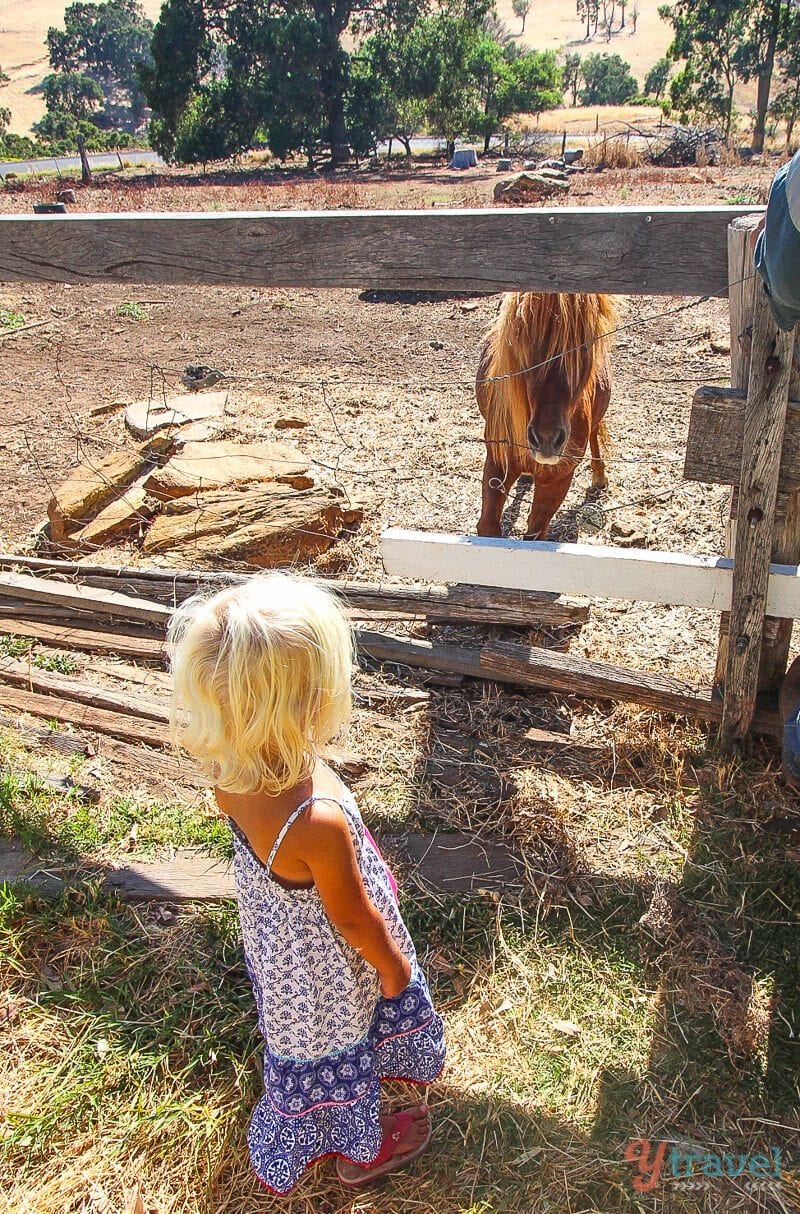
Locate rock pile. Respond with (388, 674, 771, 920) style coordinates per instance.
(46, 392, 365, 565)
(493, 170, 570, 203)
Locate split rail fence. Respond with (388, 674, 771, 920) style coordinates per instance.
(1, 204, 798, 752)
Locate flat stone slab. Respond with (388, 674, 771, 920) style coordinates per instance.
(0, 832, 528, 900)
(48, 445, 156, 543)
(142, 482, 364, 565)
(70, 476, 155, 550)
(125, 391, 230, 440)
(144, 440, 312, 499)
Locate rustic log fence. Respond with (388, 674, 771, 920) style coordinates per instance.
(0, 203, 797, 755)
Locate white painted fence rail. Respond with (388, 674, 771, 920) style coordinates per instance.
(381, 529, 800, 619)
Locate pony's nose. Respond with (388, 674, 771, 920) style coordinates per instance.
(529, 423, 567, 458)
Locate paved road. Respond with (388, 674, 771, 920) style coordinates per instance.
(0, 133, 598, 178)
(0, 149, 163, 177)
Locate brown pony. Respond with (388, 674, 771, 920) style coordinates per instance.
(476, 291, 616, 540)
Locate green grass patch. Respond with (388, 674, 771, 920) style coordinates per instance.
(0, 770, 230, 860)
(115, 300, 148, 321)
(0, 308, 25, 330)
(0, 634, 78, 673)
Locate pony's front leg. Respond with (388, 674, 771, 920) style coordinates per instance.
(589, 428, 608, 489)
(524, 468, 575, 540)
(477, 447, 518, 537)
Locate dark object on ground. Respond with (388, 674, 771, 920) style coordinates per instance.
(649, 124, 720, 167)
(182, 364, 227, 390)
(33, 203, 66, 214)
(56, 190, 76, 204)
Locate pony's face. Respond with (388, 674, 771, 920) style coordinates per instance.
(525, 360, 584, 464)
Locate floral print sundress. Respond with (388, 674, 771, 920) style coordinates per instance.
(229, 787, 446, 1194)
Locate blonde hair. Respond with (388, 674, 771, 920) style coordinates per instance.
(168, 573, 354, 795)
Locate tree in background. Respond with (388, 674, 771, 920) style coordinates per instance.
(643, 56, 671, 99)
(41, 71, 104, 118)
(576, 0, 599, 39)
(416, 14, 483, 159)
(46, 0, 154, 129)
(144, 0, 438, 166)
(659, 0, 748, 140)
(357, 9, 560, 159)
(737, 1, 800, 153)
(470, 36, 561, 151)
(0, 63, 9, 138)
(770, 21, 800, 149)
(659, 0, 800, 148)
(353, 23, 441, 157)
(563, 52, 581, 105)
(579, 52, 638, 104)
(512, 0, 531, 35)
(598, 0, 617, 41)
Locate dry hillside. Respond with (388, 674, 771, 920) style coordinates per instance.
(0, 0, 162, 135)
(0, 0, 674, 137)
(497, 0, 671, 85)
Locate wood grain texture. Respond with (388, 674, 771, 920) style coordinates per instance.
(0, 683, 167, 745)
(480, 639, 722, 720)
(721, 286, 796, 748)
(0, 206, 760, 296)
(684, 386, 800, 492)
(758, 487, 800, 693)
(0, 657, 168, 722)
(356, 627, 775, 728)
(0, 571, 170, 626)
(0, 555, 588, 626)
(714, 217, 760, 688)
(0, 617, 165, 660)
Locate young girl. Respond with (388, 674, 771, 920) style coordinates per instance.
(168, 574, 446, 1194)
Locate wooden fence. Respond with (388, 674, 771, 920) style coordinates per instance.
(0, 202, 796, 749)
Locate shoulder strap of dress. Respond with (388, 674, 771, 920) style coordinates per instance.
(265, 796, 315, 874)
(265, 793, 362, 874)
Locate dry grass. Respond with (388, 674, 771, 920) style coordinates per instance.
(1, 660, 799, 1213)
(529, 105, 667, 136)
(581, 134, 645, 169)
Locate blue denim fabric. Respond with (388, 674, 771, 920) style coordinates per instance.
(754, 156, 800, 332)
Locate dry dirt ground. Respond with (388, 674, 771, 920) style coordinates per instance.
(0, 159, 779, 693)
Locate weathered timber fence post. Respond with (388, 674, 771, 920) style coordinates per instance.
(721, 284, 796, 749)
(716, 215, 800, 702)
(714, 214, 758, 690)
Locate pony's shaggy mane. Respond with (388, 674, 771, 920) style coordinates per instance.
(478, 292, 617, 476)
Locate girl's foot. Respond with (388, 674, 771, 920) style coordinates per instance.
(336, 1105, 431, 1188)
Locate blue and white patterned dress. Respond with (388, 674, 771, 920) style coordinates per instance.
(229, 788, 446, 1194)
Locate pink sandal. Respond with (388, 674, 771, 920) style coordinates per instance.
(336, 1106, 432, 1188)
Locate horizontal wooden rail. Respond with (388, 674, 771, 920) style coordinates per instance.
(0, 206, 761, 295)
(381, 528, 800, 618)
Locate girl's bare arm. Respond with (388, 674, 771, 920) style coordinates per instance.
(298, 803, 411, 997)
